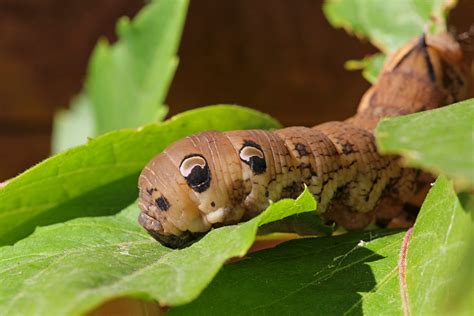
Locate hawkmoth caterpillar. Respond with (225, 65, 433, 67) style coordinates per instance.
(138, 33, 473, 248)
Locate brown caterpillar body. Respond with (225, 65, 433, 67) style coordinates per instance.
(138, 33, 473, 248)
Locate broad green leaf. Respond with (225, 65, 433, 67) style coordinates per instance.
(323, 0, 453, 53)
(51, 94, 95, 154)
(169, 229, 405, 315)
(376, 100, 474, 189)
(404, 176, 473, 315)
(0, 189, 316, 316)
(171, 176, 473, 315)
(0, 105, 280, 246)
(345, 53, 385, 84)
(87, 0, 187, 134)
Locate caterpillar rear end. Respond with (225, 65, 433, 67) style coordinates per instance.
(138, 32, 473, 248)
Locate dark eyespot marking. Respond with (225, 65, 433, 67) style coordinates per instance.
(211, 201, 216, 207)
(239, 141, 267, 175)
(295, 143, 309, 157)
(243, 140, 262, 150)
(179, 154, 211, 193)
(156, 196, 170, 211)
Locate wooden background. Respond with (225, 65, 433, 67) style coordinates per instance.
(0, 0, 472, 181)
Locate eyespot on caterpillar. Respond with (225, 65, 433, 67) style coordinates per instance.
(138, 32, 473, 249)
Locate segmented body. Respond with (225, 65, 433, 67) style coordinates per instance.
(138, 33, 472, 248)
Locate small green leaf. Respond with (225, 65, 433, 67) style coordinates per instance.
(345, 53, 385, 84)
(87, 0, 188, 134)
(323, 0, 453, 53)
(0, 189, 315, 316)
(0, 105, 281, 246)
(259, 189, 316, 225)
(323, 0, 455, 81)
(51, 94, 95, 154)
(376, 100, 474, 189)
(404, 176, 473, 315)
(169, 229, 405, 315)
(52, 0, 188, 151)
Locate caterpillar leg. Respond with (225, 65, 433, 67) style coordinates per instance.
(323, 201, 376, 231)
(382, 171, 433, 229)
(374, 197, 405, 227)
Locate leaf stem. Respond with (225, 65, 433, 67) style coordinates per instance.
(399, 227, 413, 316)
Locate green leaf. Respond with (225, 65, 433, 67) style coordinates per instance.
(169, 229, 405, 315)
(52, 0, 189, 149)
(323, 0, 453, 53)
(0, 105, 281, 246)
(170, 176, 473, 315)
(51, 94, 95, 154)
(376, 100, 474, 190)
(87, 0, 188, 134)
(345, 53, 385, 84)
(404, 176, 473, 315)
(449, 230, 474, 316)
(0, 189, 315, 316)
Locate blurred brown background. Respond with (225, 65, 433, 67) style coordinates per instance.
(0, 0, 472, 181)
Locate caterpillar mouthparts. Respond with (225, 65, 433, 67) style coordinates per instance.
(138, 33, 473, 248)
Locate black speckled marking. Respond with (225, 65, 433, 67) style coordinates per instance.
(281, 181, 303, 198)
(442, 60, 464, 102)
(295, 143, 310, 157)
(341, 142, 356, 155)
(156, 196, 170, 211)
(146, 188, 157, 195)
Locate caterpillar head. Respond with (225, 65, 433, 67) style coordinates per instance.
(138, 130, 276, 248)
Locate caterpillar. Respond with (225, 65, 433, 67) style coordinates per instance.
(138, 33, 473, 248)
